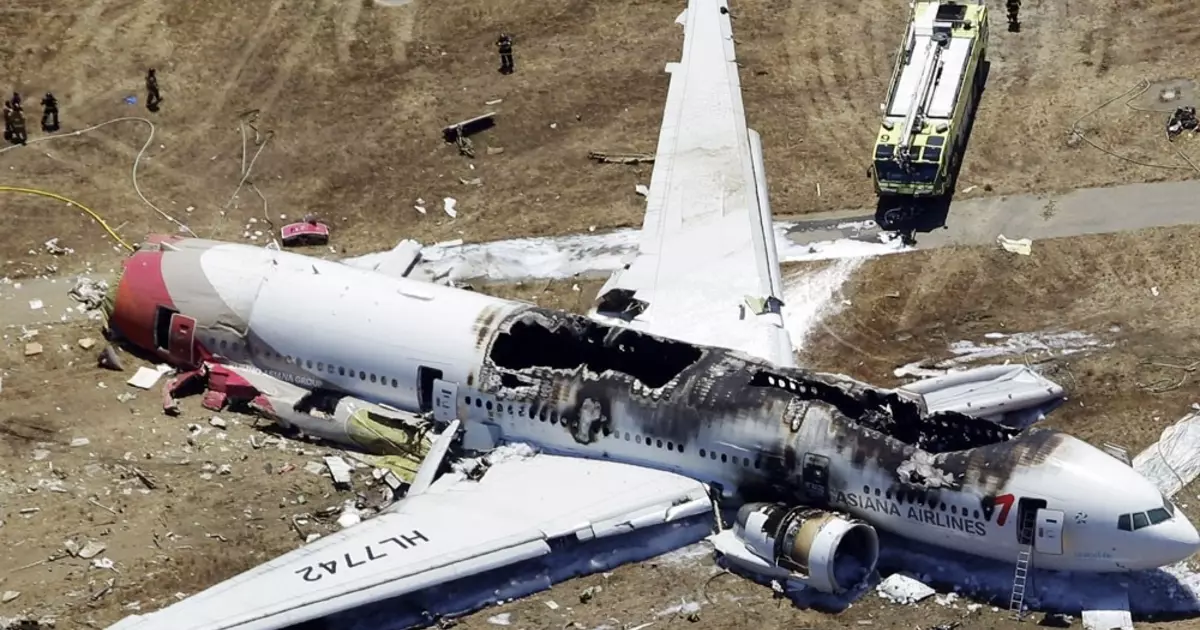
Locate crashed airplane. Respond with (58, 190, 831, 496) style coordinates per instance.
(103, 0, 1198, 628)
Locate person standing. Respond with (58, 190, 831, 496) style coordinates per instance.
(41, 92, 59, 132)
(496, 33, 515, 75)
(146, 68, 162, 111)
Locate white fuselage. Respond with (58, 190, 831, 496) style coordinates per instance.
(135, 239, 1200, 574)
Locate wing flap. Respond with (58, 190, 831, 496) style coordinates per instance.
(108, 450, 709, 630)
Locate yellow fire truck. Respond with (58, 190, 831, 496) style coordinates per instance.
(871, 0, 988, 199)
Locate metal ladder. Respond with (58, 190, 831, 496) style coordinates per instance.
(1009, 517, 1037, 619)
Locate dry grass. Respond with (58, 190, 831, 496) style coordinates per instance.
(733, 0, 1200, 215)
(802, 224, 1200, 452)
(0, 0, 674, 277)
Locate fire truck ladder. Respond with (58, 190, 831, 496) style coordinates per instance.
(897, 29, 950, 163)
(1009, 515, 1037, 619)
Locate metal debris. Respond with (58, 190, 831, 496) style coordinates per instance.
(324, 456, 353, 488)
(77, 541, 107, 560)
(77, 338, 96, 350)
(209, 416, 228, 429)
(588, 150, 655, 165)
(69, 437, 90, 448)
(68, 277, 109, 311)
(98, 345, 125, 371)
(1, 592, 18, 604)
(896, 451, 956, 488)
(127, 365, 171, 389)
(23, 343, 43, 357)
(579, 585, 602, 604)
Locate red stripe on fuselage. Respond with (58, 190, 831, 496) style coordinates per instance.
(111, 249, 174, 352)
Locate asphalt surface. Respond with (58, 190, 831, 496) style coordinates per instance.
(782, 178, 1200, 250)
(6, 178, 1200, 329)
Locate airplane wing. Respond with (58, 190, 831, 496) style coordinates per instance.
(107, 447, 711, 630)
(588, 0, 794, 366)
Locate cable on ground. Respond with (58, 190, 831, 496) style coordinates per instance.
(0, 185, 135, 252)
(1070, 79, 1200, 175)
(0, 116, 198, 236)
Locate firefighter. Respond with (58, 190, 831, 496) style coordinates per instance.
(1006, 0, 1020, 32)
(2, 100, 12, 143)
(9, 104, 27, 145)
(146, 68, 162, 111)
(41, 92, 59, 132)
(496, 33, 514, 75)
(10, 92, 21, 112)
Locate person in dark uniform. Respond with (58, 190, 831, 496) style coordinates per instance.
(496, 33, 514, 75)
(9, 104, 27, 145)
(41, 92, 59, 132)
(2, 100, 12, 143)
(1006, 0, 1020, 32)
(11, 92, 22, 112)
(146, 68, 162, 112)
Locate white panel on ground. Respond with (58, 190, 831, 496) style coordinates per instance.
(1081, 588, 1134, 630)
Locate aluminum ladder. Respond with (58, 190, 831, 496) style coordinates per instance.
(1009, 517, 1037, 619)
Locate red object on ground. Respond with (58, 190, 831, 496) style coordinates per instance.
(280, 221, 330, 247)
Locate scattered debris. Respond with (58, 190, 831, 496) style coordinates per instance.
(997, 234, 1032, 256)
(579, 585, 602, 604)
(31, 449, 50, 461)
(635, 184, 650, 197)
(280, 220, 331, 247)
(443, 197, 458, 219)
(544, 600, 559, 611)
(18, 508, 40, 516)
(442, 112, 496, 144)
(209, 416, 228, 429)
(68, 277, 110, 311)
(876, 573, 936, 605)
(98, 345, 125, 371)
(485, 146, 505, 155)
(486, 613, 511, 626)
(77, 541, 107, 560)
(1, 592, 18, 604)
(69, 437, 90, 448)
(336, 501, 363, 529)
(28, 299, 44, 310)
(43, 238, 72, 256)
(1151, 286, 1160, 297)
(324, 456, 353, 488)
(303, 461, 326, 476)
(77, 337, 96, 350)
(24, 343, 43, 357)
(127, 364, 171, 389)
(588, 150, 655, 165)
(1167, 106, 1198, 140)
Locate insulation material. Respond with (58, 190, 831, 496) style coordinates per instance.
(1132, 410, 1200, 497)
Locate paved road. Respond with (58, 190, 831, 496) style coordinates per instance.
(781, 178, 1200, 250)
(7, 178, 1199, 329)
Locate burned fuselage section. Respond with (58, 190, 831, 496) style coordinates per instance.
(469, 306, 1063, 515)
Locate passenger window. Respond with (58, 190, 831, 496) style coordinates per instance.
(1134, 512, 1150, 530)
(475, 399, 483, 408)
(338, 367, 345, 376)
(1148, 508, 1171, 525)
(486, 401, 493, 411)
(370, 374, 377, 383)
(656, 439, 663, 448)
(1118, 514, 1132, 531)
(742, 457, 749, 467)
(318, 362, 324, 371)
(359, 371, 366, 380)
(307, 360, 313, 369)
(636, 435, 642, 444)
(508, 405, 514, 415)
(391, 378, 398, 388)
(666, 442, 674, 451)
(720, 453, 727, 463)
(550, 411, 558, 425)
(677, 445, 684, 454)
(863, 485, 870, 494)
(710, 451, 717, 460)
(465, 396, 473, 406)
(951, 506, 957, 514)
(624, 432, 630, 441)
(939, 503, 947, 512)
(973, 510, 980, 519)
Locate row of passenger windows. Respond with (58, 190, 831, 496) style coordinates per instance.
(463, 395, 765, 468)
(205, 336, 400, 388)
(861, 484, 986, 521)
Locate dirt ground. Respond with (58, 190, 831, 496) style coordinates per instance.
(3, 0, 1200, 629)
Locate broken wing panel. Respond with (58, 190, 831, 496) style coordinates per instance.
(107, 452, 710, 630)
(588, 0, 793, 366)
(898, 365, 1066, 427)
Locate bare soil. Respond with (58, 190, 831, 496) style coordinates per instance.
(3, 0, 1200, 629)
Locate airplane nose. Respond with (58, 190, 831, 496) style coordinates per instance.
(1140, 514, 1200, 568)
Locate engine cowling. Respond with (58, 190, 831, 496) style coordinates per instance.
(715, 502, 879, 593)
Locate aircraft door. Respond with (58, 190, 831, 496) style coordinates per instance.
(167, 313, 198, 368)
(801, 453, 831, 503)
(1034, 509, 1065, 555)
(431, 379, 458, 424)
(1016, 497, 1047, 546)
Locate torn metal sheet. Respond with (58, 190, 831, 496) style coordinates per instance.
(1133, 409, 1200, 497)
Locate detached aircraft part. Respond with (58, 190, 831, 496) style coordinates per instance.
(899, 365, 1066, 427)
(711, 502, 879, 594)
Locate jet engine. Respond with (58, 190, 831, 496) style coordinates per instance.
(710, 502, 879, 593)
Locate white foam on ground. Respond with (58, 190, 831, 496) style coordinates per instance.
(781, 258, 864, 352)
(342, 224, 906, 284)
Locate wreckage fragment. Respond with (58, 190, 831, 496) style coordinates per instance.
(896, 450, 956, 488)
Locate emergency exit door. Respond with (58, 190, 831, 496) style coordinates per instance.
(1034, 508, 1065, 555)
(431, 379, 458, 424)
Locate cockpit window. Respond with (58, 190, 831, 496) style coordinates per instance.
(1133, 512, 1150, 530)
(1118, 514, 1132, 531)
(1162, 493, 1177, 517)
(1148, 507, 1172, 525)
